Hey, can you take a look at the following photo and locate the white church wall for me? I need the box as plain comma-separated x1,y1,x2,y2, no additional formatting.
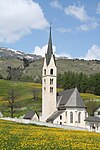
66,108,87,128
53,108,88,128
53,112,66,125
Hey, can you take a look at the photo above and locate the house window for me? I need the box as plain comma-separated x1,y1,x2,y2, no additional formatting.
78,112,81,123
50,69,53,75
98,111,100,115
60,115,62,120
70,112,73,123
44,69,46,75
50,79,53,85
50,87,53,92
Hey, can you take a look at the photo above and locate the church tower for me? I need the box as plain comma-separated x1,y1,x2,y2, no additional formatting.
41,27,57,122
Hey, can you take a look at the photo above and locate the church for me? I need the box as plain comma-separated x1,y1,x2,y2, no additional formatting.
40,27,88,128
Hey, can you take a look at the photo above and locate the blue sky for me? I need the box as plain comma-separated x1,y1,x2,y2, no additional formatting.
0,0,100,60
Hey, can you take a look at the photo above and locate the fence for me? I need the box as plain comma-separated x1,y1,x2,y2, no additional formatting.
1,117,88,131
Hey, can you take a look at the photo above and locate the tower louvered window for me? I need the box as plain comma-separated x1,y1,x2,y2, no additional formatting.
50,87,53,92
50,79,53,84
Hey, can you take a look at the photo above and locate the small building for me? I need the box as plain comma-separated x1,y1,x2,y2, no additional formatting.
94,106,100,118
23,110,39,121
85,116,100,133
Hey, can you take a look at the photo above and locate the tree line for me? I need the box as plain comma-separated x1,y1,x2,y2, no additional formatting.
57,71,100,95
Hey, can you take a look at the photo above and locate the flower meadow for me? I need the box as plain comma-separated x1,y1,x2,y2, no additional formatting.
0,120,100,150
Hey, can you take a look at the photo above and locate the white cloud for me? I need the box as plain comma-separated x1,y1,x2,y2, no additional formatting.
50,0,62,9
33,45,56,57
55,52,72,59
64,5,89,22
84,44,100,60
0,0,48,43
33,44,72,59
77,22,98,31
96,2,100,14
57,27,72,33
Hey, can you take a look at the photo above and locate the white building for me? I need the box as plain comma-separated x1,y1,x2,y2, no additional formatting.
0,112,3,118
24,110,39,121
94,106,100,118
41,27,88,128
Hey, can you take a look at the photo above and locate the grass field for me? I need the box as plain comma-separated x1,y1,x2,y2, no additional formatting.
0,119,100,150
0,79,100,117
0,79,42,117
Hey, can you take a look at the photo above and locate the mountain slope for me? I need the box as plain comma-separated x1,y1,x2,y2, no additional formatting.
0,47,100,80
0,47,42,60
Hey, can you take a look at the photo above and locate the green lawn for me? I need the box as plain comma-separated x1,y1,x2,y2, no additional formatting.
0,79,100,117
0,79,42,117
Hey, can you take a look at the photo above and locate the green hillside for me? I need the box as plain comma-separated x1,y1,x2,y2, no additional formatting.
0,79,100,117
0,119,100,150
0,79,42,117
0,58,100,80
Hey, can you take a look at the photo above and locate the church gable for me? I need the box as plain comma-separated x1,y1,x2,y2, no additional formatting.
57,88,86,109
66,88,86,108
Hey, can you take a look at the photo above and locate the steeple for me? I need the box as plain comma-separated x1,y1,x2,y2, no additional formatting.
46,26,53,66
41,25,57,122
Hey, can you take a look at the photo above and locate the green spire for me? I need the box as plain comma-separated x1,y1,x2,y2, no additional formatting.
46,26,53,66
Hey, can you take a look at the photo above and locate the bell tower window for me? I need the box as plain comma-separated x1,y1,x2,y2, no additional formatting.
50,79,53,85
44,69,46,75
50,87,53,92
50,69,53,75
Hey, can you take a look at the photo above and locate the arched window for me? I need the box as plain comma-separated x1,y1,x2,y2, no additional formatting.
44,69,46,75
70,112,73,123
50,79,53,84
50,69,53,75
78,112,81,123
60,115,62,120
